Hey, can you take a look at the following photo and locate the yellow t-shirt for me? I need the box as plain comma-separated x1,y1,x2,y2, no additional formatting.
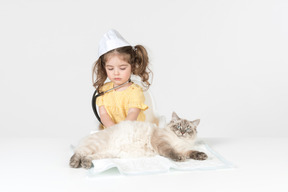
96,82,148,125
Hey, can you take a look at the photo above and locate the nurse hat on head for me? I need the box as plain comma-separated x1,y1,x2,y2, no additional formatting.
98,29,131,59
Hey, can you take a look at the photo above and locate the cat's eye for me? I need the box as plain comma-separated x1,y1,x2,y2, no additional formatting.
177,125,181,129
185,126,192,132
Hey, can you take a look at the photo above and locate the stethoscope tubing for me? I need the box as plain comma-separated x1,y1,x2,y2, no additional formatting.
92,79,132,125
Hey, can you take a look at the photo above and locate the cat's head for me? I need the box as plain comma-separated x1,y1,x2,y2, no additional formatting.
167,112,200,140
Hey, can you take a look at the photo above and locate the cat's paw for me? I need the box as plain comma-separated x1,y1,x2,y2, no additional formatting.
81,157,93,169
174,155,186,162
189,151,208,160
169,152,186,162
70,153,81,168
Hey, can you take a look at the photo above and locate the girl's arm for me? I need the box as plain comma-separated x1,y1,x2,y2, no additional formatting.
125,108,141,121
99,106,115,128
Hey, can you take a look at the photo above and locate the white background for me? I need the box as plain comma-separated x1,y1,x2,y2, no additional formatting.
1,1,288,192
0,0,287,139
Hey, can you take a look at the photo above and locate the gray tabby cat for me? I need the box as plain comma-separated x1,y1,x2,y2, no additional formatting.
70,112,207,169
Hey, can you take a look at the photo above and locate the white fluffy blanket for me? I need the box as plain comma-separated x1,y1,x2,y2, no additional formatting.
87,140,233,176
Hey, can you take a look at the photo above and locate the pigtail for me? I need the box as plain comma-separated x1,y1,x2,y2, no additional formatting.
133,45,152,90
92,56,107,93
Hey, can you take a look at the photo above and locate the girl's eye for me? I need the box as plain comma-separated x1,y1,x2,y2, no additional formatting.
120,68,126,70
107,68,114,71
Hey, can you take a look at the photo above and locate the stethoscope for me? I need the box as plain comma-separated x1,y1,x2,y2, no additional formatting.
92,79,132,125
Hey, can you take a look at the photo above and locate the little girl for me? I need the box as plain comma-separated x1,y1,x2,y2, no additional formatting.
92,29,152,128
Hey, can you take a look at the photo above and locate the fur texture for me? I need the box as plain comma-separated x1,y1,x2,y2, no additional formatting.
70,112,207,169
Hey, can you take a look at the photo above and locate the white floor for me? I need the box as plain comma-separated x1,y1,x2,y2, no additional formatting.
0,137,287,192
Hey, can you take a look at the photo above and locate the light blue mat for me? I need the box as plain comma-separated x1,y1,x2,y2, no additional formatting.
87,140,234,176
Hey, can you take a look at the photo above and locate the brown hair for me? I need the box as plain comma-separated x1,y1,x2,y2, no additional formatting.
92,45,152,93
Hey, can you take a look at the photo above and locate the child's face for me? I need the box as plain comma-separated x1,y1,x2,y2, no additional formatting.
105,53,132,87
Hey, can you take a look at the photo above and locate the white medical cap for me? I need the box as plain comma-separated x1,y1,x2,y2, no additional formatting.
97,29,131,59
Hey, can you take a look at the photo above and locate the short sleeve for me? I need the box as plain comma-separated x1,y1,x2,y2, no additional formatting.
96,95,104,106
95,82,112,107
128,86,148,111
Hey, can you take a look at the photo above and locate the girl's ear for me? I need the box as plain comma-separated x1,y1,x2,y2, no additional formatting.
190,119,200,127
172,112,180,121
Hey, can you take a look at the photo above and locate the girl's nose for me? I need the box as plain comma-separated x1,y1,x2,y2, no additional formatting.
114,69,120,75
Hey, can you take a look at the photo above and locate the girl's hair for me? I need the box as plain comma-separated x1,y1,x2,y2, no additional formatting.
92,45,152,93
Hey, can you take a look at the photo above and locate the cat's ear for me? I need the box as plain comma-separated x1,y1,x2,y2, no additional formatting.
172,112,180,121
191,119,200,127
